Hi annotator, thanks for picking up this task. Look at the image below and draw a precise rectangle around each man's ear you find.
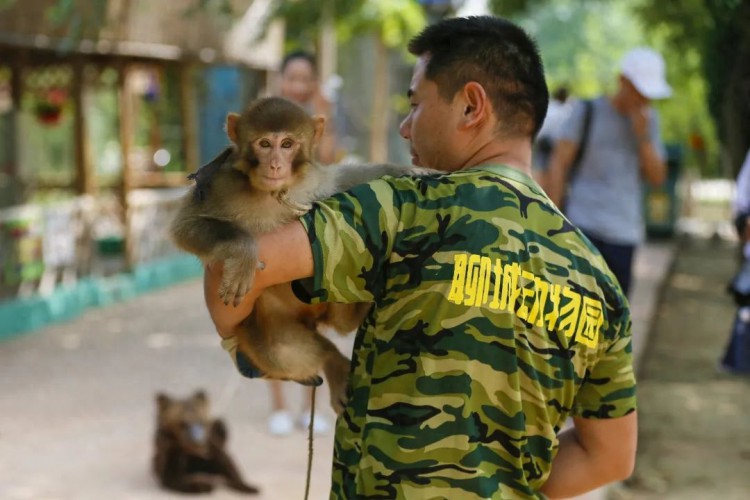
[312,115,327,144]
[226,113,241,144]
[459,82,490,130]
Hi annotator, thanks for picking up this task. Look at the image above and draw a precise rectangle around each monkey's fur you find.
[169,97,429,413]
[152,390,259,495]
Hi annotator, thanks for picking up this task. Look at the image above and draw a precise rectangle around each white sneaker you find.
[268,410,294,436]
[298,412,331,435]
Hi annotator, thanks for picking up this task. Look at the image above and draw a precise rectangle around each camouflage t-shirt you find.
[297,164,636,499]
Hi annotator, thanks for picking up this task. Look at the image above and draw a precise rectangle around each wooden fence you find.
[0,188,188,301]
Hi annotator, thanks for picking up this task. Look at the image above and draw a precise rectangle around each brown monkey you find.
[169,97,430,413]
[152,390,259,494]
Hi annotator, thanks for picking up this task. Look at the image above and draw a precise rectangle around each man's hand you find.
[628,105,666,187]
[629,105,650,142]
[203,220,315,339]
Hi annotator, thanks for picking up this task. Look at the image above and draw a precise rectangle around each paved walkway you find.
[0,241,674,500]
[621,238,750,499]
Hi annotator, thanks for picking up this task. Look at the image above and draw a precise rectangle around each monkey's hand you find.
[277,191,313,217]
[219,256,259,307]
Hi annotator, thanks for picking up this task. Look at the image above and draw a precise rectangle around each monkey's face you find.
[156,391,212,457]
[236,130,309,193]
[226,98,325,194]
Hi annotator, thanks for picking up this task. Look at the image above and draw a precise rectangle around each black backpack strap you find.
[187,146,234,201]
[568,99,594,182]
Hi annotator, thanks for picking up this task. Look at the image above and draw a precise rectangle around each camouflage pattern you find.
[298,164,635,499]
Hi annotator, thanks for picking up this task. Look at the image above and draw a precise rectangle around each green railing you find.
[0,189,202,339]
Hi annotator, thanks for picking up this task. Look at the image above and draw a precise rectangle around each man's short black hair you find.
[408,16,548,138]
[281,50,317,74]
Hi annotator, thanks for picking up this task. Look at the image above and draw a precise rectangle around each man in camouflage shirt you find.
[206,15,637,499]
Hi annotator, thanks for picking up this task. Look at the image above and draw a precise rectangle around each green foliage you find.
[338,0,426,48]
[273,0,364,49]
[488,0,533,16]
[517,1,642,97]
[632,0,711,52]
[182,0,235,19]
[274,0,425,50]
[634,0,748,174]
[501,0,720,174]
[0,0,109,41]
[46,0,77,25]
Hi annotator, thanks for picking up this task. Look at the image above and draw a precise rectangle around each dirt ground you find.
[613,236,750,499]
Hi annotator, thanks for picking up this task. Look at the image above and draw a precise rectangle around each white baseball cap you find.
[620,47,672,100]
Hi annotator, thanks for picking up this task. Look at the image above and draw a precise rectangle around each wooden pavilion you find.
[0,0,283,335]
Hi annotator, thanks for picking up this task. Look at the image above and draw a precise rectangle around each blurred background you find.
[0,1,748,499]
[0,0,747,312]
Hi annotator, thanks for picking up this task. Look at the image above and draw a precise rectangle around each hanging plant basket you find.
[34,88,67,126]
[35,103,64,125]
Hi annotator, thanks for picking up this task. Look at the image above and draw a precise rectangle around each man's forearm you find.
[543,161,567,207]
[203,220,315,337]
[540,428,609,498]
[541,140,578,207]
[541,413,637,498]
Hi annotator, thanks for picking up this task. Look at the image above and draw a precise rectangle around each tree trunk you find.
[318,0,337,86]
[369,36,390,163]
[722,38,750,177]
[72,57,93,196]
[119,64,135,271]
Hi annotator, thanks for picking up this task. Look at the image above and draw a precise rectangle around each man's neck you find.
[458,136,533,176]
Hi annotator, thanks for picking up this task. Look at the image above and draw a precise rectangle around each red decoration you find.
[34,88,67,126]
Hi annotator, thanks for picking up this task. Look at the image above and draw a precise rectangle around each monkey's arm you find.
[171,214,246,259]
[204,220,314,338]
[332,163,436,192]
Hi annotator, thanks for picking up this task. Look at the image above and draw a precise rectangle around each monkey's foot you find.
[227,481,260,495]
[295,375,324,387]
[291,204,312,217]
[277,192,313,216]
[235,351,265,379]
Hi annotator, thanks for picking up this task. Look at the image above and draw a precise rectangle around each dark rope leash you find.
[304,386,316,500]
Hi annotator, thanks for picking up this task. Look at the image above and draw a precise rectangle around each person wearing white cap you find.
[542,47,672,296]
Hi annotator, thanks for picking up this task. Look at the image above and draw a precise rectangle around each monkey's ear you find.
[226,113,241,144]
[312,115,326,144]
[156,393,171,410]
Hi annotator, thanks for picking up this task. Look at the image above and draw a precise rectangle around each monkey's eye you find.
[258,139,271,148]
[281,139,294,149]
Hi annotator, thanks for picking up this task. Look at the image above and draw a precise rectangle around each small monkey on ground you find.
[169,97,431,413]
[152,390,259,495]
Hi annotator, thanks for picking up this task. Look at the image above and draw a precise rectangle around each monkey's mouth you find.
[255,175,288,191]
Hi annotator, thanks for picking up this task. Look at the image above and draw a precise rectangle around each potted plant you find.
[34,88,67,126]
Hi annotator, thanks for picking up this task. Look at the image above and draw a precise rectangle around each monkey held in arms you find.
[169,97,423,413]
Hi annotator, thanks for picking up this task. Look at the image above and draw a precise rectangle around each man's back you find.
[298,166,635,498]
